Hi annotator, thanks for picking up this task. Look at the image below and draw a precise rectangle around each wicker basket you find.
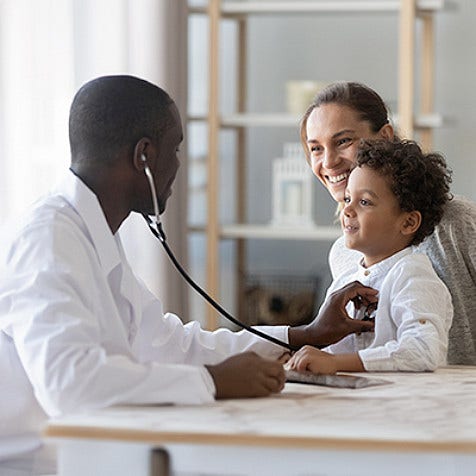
[243,274,320,326]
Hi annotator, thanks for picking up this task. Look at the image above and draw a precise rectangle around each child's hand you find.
[287,346,338,375]
[277,351,292,365]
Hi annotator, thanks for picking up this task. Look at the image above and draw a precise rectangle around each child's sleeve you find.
[358,254,453,372]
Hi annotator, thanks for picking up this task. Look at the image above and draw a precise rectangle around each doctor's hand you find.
[206,352,285,399]
[288,281,378,349]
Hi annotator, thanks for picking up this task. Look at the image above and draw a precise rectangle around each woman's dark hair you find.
[356,139,452,246]
[300,81,391,164]
[69,75,174,165]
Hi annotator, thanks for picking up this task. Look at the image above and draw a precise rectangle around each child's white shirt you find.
[324,247,453,371]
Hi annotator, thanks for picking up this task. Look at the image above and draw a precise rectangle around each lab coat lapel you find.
[57,171,122,276]
[116,236,143,341]
[60,171,145,345]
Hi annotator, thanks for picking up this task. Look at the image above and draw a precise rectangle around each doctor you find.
[0,75,376,474]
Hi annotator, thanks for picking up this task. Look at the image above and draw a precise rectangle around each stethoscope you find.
[140,154,296,352]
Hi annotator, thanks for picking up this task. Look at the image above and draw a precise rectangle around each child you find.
[288,139,453,374]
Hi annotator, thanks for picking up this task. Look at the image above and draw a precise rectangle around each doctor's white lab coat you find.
[0,170,288,466]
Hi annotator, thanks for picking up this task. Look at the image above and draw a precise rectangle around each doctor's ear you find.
[132,138,152,171]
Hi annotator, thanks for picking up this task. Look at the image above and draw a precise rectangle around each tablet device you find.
[285,369,391,389]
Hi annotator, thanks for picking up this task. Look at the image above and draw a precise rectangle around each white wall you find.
[0,0,190,318]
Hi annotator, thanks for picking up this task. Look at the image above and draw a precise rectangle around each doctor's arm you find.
[2,230,222,414]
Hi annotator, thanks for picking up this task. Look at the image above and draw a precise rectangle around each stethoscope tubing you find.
[142,214,296,352]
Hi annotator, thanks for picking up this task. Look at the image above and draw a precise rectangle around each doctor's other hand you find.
[206,352,285,399]
[288,281,378,349]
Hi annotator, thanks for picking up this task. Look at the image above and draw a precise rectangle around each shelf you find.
[188,113,300,127]
[189,1,449,15]
[187,0,450,329]
[189,224,342,241]
[188,113,444,129]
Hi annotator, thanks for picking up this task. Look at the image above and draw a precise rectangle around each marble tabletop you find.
[45,366,476,453]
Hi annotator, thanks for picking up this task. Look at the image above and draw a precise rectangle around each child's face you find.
[341,166,412,267]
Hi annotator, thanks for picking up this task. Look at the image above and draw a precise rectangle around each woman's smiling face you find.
[305,103,383,203]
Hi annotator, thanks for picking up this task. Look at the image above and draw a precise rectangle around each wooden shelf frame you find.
[189,0,449,328]
[188,112,444,129]
[188,224,343,241]
[189,0,450,15]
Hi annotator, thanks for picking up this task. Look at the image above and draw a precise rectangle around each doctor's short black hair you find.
[355,139,452,246]
[69,75,175,165]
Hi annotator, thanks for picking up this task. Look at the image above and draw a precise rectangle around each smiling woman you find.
[299,81,476,366]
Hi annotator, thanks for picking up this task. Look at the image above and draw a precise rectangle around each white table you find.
[45,366,476,476]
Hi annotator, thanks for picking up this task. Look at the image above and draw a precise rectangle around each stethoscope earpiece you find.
[142,155,161,231]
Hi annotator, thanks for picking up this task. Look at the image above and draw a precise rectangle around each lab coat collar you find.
[55,170,122,276]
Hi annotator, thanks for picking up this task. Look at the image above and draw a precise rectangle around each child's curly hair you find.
[356,139,452,246]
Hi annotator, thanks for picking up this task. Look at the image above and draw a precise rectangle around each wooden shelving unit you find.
[188,0,450,329]
[188,112,444,129]
[188,224,343,241]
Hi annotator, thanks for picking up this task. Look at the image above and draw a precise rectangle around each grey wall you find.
[434,1,476,197]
